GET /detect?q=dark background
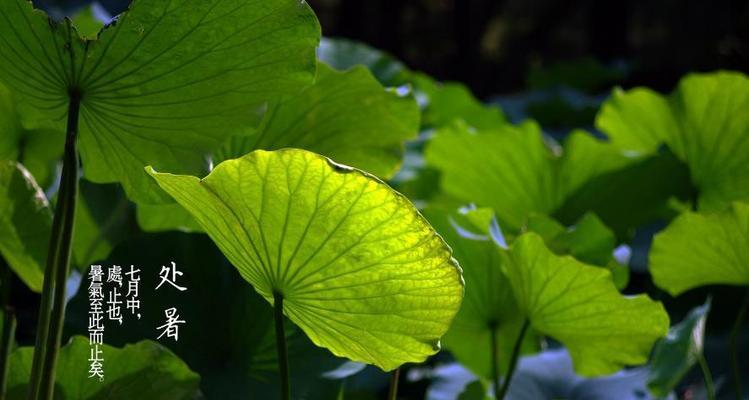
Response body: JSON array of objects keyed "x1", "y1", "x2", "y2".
[{"x1": 40, "y1": 0, "x2": 749, "y2": 97}]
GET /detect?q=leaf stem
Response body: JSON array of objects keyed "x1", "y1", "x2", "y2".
[
  {"x1": 730, "y1": 289, "x2": 749, "y2": 400},
  {"x1": 387, "y1": 367, "x2": 400, "y2": 400},
  {"x1": 273, "y1": 291, "x2": 290, "y2": 400},
  {"x1": 1, "y1": 260, "x2": 16, "y2": 399},
  {"x1": 496, "y1": 319, "x2": 529, "y2": 400},
  {"x1": 696, "y1": 352, "x2": 715, "y2": 400},
  {"x1": 27, "y1": 90, "x2": 81, "y2": 400},
  {"x1": 489, "y1": 322, "x2": 499, "y2": 397}
]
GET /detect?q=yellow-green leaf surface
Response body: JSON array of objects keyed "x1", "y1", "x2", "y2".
[
  {"x1": 7, "y1": 336, "x2": 199, "y2": 399},
  {"x1": 425, "y1": 208, "x2": 537, "y2": 380},
  {"x1": 147, "y1": 149, "x2": 464, "y2": 370},
  {"x1": 597, "y1": 71, "x2": 749, "y2": 210},
  {"x1": 216, "y1": 62, "x2": 420, "y2": 179},
  {"x1": 500, "y1": 233, "x2": 669, "y2": 376},
  {"x1": 650, "y1": 202, "x2": 749, "y2": 296},
  {"x1": 0, "y1": 0, "x2": 320, "y2": 203},
  {"x1": 0, "y1": 160, "x2": 49, "y2": 292}
]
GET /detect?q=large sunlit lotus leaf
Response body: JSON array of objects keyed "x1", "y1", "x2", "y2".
[
  {"x1": 425, "y1": 208, "x2": 538, "y2": 380},
  {"x1": 499, "y1": 233, "x2": 669, "y2": 376},
  {"x1": 65, "y1": 232, "x2": 357, "y2": 399},
  {"x1": 0, "y1": 0, "x2": 320, "y2": 203},
  {"x1": 147, "y1": 149, "x2": 464, "y2": 371},
  {"x1": 425, "y1": 123, "x2": 691, "y2": 237},
  {"x1": 7, "y1": 336, "x2": 199, "y2": 399},
  {"x1": 214, "y1": 62, "x2": 420, "y2": 179},
  {"x1": 647, "y1": 300, "x2": 710, "y2": 397},
  {"x1": 0, "y1": 160, "x2": 49, "y2": 292},
  {"x1": 649, "y1": 202, "x2": 749, "y2": 295},
  {"x1": 596, "y1": 71, "x2": 749, "y2": 210}
]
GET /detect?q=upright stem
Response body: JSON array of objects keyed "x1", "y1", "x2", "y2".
[
  {"x1": 489, "y1": 322, "x2": 499, "y2": 397},
  {"x1": 273, "y1": 291, "x2": 290, "y2": 400},
  {"x1": 387, "y1": 368, "x2": 400, "y2": 400},
  {"x1": 496, "y1": 319, "x2": 529, "y2": 400},
  {"x1": 27, "y1": 91, "x2": 81, "y2": 400},
  {"x1": 730, "y1": 289, "x2": 749, "y2": 400},
  {"x1": 696, "y1": 352, "x2": 715, "y2": 400},
  {"x1": 0, "y1": 260, "x2": 16, "y2": 399},
  {"x1": 0, "y1": 308, "x2": 15, "y2": 399}
]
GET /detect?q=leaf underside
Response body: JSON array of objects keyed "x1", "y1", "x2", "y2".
[
  {"x1": 147, "y1": 149, "x2": 464, "y2": 371},
  {"x1": 0, "y1": 0, "x2": 320, "y2": 203}
]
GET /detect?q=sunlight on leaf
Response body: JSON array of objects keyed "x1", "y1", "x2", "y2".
[
  {"x1": 0, "y1": 0, "x2": 321, "y2": 203},
  {"x1": 500, "y1": 233, "x2": 669, "y2": 376},
  {"x1": 214, "y1": 62, "x2": 420, "y2": 179},
  {"x1": 147, "y1": 149, "x2": 464, "y2": 370},
  {"x1": 597, "y1": 71, "x2": 749, "y2": 210},
  {"x1": 650, "y1": 202, "x2": 749, "y2": 295}
]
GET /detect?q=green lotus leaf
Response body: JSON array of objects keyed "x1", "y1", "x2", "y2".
[
  {"x1": 0, "y1": 160, "x2": 49, "y2": 292},
  {"x1": 425, "y1": 122, "x2": 691, "y2": 236},
  {"x1": 317, "y1": 37, "x2": 410, "y2": 86},
  {"x1": 499, "y1": 233, "x2": 669, "y2": 376},
  {"x1": 596, "y1": 71, "x2": 749, "y2": 210},
  {"x1": 425, "y1": 208, "x2": 538, "y2": 381},
  {"x1": 0, "y1": 0, "x2": 320, "y2": 203},
  {"x1": 214, "y1": 62, "x2": 420, "y2": 179},
  {"x1": 650, "y1": 202, "x2": 749, "y2": 295},
  {"x1": 136, "y1": 202, "x2": 202, "y2": 233},
  {"x1": 0, "y1": 82, "x2": 22, "y2": 160},
  {"x1": 7, "y1": 336, "x2": 199, "y2": 399},
  {"x1": 146, "y1": 148, "x2": 464, "y2": 371},
  {"x1": 412, "y1": 73, "x2": 506, "y2": 130},
  {"x1": 647, "y1": 299, "x2": 711, "y2": 397}
]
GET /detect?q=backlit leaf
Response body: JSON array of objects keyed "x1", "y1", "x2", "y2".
[
  {"x1": 596, "y1": 71, "x2": 749, "y2": 210},
  {"x1": 0, "y1": 0, "x2": 320, "y2": 203},
  {"x1": 147, "y1": 149, "x2": 464, "y2": 370},
  {"x1": 500, "y1": 233, "x2": 669, "y2": 376},
  {"x1": 649, "y1": 202, "x2": 749, "y2": 295}
]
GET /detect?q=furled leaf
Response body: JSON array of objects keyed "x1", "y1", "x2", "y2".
[
  {"x1": 648, "y1": 300, "x2": 711, "y2": 397},
  {"x1": 215, "y1": 62, "x2": 420, "y2": 179},
  {"x1": 7, "y1": 336, "x2": 199, "y2": 399},
  {"x1": 596, "y1": 71, "x2": 749, "y2": 210},
  {"x1": 65, "y1": 232, "x2": 357, "y2": 399},
  {"x1": 425, "y1": 122, "x2": 691, "y2": 237},
  {"x1": 499, "y1": 233, "x2": 668, "y2": 376},
  {"x1": 147, "y1": 149, "x2": 464, "y2": 370},
  {"x1": 0, "y1": 160, "x2": 49, "y2": 292},
  {"x1": 0, "y1": 0, "x2": 320, "y2": 203},
  {"x1": 424, "y1": 208, "x2": 538, "y2": 380},
  {"x1": 649, "y1": 202, "x2": 749, "y2": 295}
]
